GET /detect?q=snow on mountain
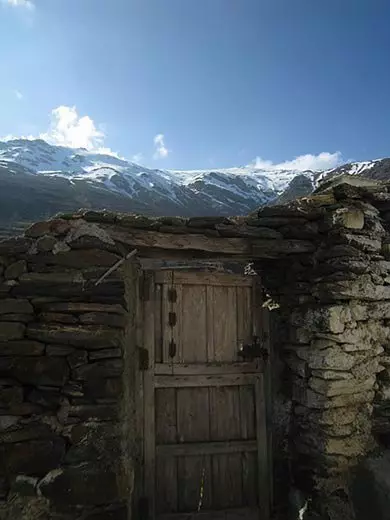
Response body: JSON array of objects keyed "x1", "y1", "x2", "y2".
[{"x1": 0, "y1": 138, "x2": 317, "y2": 213}]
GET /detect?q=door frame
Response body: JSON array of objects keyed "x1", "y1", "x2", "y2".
[{"x1": 135, "y1": 269, "x2": 273, "y2": 520}]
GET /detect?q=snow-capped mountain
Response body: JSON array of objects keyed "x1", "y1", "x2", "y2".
[
  {"x1": 0, "y1": 138, "x2": 389, "y2": 238},
  {"x1": 0, "y1": 138, "x2": 313, "y2": 213}
]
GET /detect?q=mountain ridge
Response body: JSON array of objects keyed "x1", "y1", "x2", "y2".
[{"x1": 0, "y1": 138, "x2": 389, "y2": 238}]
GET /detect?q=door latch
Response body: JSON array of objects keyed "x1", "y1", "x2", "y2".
[{"x1": 237, "y1": 335, "x2": 269, "y2": 361}]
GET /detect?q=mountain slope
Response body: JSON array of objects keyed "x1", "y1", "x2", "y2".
[{"x1": 0, "y1": 138, "x2": 389, "y2": 237}]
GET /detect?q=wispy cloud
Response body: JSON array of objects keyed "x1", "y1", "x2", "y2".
[
  {"x1": 153, "y1": 133, "x2": 169, "y2": 159},
  {"x1": 14, "y1": 90, "x2": 23, "y2": 100},
  {"x1": 132, "y1": 153, "x2": 144, "y2": 164},
  {"x1": 1, "y1": 0, "x2": 35, "y2": 9},
  {"x1": 250, "y1": 152, "x2": 343, "y2": 172}
]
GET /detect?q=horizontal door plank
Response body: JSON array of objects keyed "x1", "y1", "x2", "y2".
[
  {"x1": 157, "y1": 507, "x2": 260, "y2": 520},
  {"x1": 155, "y1": 362, "x2": 263, "y2": 376},
  {"x1": 154, "y1": 271, "x2": 253, "y2": 286},
  {"x1": 155, "y1": 374, "x2": 261, "y2": 388},
  {"x1": 157, "y1": 440, "x2": 257, "y2": 457}
]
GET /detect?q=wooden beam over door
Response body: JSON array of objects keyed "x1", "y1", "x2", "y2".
[{"x1": 105, "y1": 226, "x2": 315, "y2": 258}]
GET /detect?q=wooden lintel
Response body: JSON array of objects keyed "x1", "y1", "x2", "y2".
[{"x1": 106, "y1": 226, "x2": 314, "y2": 258}]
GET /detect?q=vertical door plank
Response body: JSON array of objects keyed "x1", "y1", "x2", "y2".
[
  {"x1": 236, "y1": 286, "x2": 252, "y2": 346},
  {"x1": 177, "y1": 387, "x2": 212, "y2": 512},
  {"x1": 255, "y1": 376, "x2": 270, "y2": 520},
  {"x1": 212, "y1": 286, "x2": 238, "y2": 362},
  {"x1": 206, "y1": 285, "x2": 215, "y2": 362},
  {"x1": 180, "y1": 284, "x2": 207, "y2": 363},
  {"x1": 162, "y1": 271, "x2": 173, "y2": 364},
  {"x1": 155, "y1": 283, "x2": 163, "y2": 363},
  {"x1": 240, "y1": 385, "x2": 257, "y2": 507},
  {"x1": 143, "y1": 272, "x2": 156, "y2": 516},
  {"x1": 210, "y1": 386, "x2": 242, "y2": 509},
  {"x1": 156, "y1": 388, "x2": 178, "y2": 514}
]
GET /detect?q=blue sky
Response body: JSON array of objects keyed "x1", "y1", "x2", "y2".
[{"x1": 1, "y1": 0, "x2": 390, "y2": 170}]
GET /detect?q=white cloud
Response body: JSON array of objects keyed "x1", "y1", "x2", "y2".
[
  {"x1": 1, "y1": 0, "x2": 35, "y2": 9},
  {"x1": 153, "y1": 133, "x2": 169, "y2": 159},
  {"x1": 14, "y1": 90, "x2": 23, "y2": 100},
  {"x1": 40, "y1": 105, "x2": 105, "y2": 150},
  {"x1": 251, "y1": 152, "x2": 343, "y2": 172}
]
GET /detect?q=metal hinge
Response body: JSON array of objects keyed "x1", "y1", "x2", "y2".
[
  {"x1": 169, "y1": 339, "x2": 177, "y2": 358},
  {"x1": 168, "y1": 312, "x2": 177, "y2": 327},
  {"x1": 168, "y1": 288, "x2": 177, "y2": 302},
  {"x1": 138, "y1": 347, "x2": 149, "y2": 370}
]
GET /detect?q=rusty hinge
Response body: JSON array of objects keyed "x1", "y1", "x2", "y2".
[
  {"x1": 138, "y1": 347, "x2": 149, "y2": 370},
  {"x1": 168, "y1": 288, "x2": 177, "y2": 303},
  {"x1": 168, "y1": 312, "x2": 177, "y2": 327},
  {"x1": 169, "y1": 339, "x2": 177, "y2": 358}
]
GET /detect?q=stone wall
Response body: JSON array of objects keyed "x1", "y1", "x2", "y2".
[
  {"x1": 255, "y1": 183, "x2": 390, "y2": 518},
  {"x1": 1, "y1": 182, "x2": 390, "y2": 519},
  {"x1": 0, "y1": 219, "x2": 134, "y2": 519}
]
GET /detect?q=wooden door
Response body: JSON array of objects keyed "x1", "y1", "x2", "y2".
[{"x1": 140, "y1": 271, "x2": 270, "y2": 520}]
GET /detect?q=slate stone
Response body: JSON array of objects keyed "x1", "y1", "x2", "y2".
[
  {"x1": 4, "y1": 260, "x2": 27, "y2": 280},
  {"x1": 0, "y1": 340, "x2": 45, "y2": 356},
  {"x1": 0, "y1": 438, "x2": 65, "y2": 476},
  {"x1": 67, "y1": 404, "x2": 118, "y2": 422},
  {"x1": 38, "y1": 465, "x2": 124, "y2": 506},
  {"x1": 89, "y1": 348, "x2": 122, "y2": 360},
  {"x1": 27, "y1": 323, "x2": 122, "y2": 349},
  {"x1": 0, "y1": 423, "x2": 54, "y2": 443},
  {"x1": 0, "y1": 299, "x2": 32, "y2": 315},
  {"x1": 79, "y1": 312, "x2": 125, "y2": 328},
  {"x1": 25, "y1": 221, "x2": 52, "y2": 238},
  {"x1": 0, "y1": 313, "x2": 34, "y2": 323},
  {"x1": 72, "y1": 360, "x2": 123, "y2": 381},
  {"x1": 0, "y1": 322, "x2": 25, "y2": 340},
  {"x1": 67, "y1": 350, "x2": 88, "y2": 369},
  {"x1": 38, "y1": 312, "x2": 79, "y2": 324},
  {"x1": 37, "y1": 302, "x2": 125, "y2": 314},
  {"x1": 0, "y1": 237, "x2": 32, "y2": 255},
  {"x1": 84, "y1": 378, "x2": 122, "y2": 400},
  {"x1": 36, "y1": 235, "x2": 57, "y2": 252},
  {"x1": 0, "y1": 356, "x2": 69, "y2": 386},
  {"x1": 27, "y1": 388, "x2": 62, "y2": 408},
  {"x1": 0, "y1": 386, "x2": 23, "y2": 406},
  {"x1": 46, "y1": 344, "x2": 76, "y2": 356}
]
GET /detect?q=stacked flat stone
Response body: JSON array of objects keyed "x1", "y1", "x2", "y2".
[
  {"x1": 254, "y1": 183, "x2": 390, "y2": 517},
  {"x1": 0, "y1": 218, "x2": 130, "y2": 519}
]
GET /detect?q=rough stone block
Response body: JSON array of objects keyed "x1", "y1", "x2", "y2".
[
  {"x1": 67, "y1": 404, "x2": 118, "y2": 422},
  {"x1": 0, "y1": 386, "x2": 23, "y2": 406},
  {"x1": 291, "y1": 305, "x2": 352, "y2": 334},
  {"x1": 38, "y1": 312, "x2": 79, "y2": 324},
  {"x1": 309, "y1": 376, "x2": 376, "y2": 397},
  {"x1": 4, "y1": 260, "x2": 27, "y2": 280},
  {"x1": 0, "y1": 340, "x2": 45, "y2": 356},
  {"x1": 38, "y1": 301, "x2": 125, "y2": 314},
  {"x1": 38, "y1": 465, "x2": 126, "y2": 506},
  {"x1": 73, "y1": 360, "x2": 123, "y2": 381},
  {"x1": 339, "y1": 209, "x2": 365, "y2": 230},
  {"x1": 0, "y1": 298, "x2": 33, "y2": 315},
  {"x1": 0, "y1": 356, "x2": 69, "y2": 386},
  {"x1": 0, "y1": 438, "x2": 65, "y2": 476},
  {"x1": 79, "y1": 312, "x2": 125, "y2": 328},
  {"x1": 0, "y1": 322, "x2": 25, "y2": 340},
  {"x1": 27, "y1": 323, "x2": 122, "y2": 349},
  {"x1": 89, "y1": 348, "x2": 122, "y2": 360},
  {"x1": 84, "y1": 378, "x2": 122, "y2": 400},
  {"x1": 46, "y1": 344, "x2": 75, "y2": 356},
  {"x1": 67, "y1": 350, "x2": 88, "y2": 369}
]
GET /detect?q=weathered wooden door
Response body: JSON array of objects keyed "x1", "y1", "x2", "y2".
[{"x1": 140, "y1": 270, "x2": 270, "y2": 520}]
